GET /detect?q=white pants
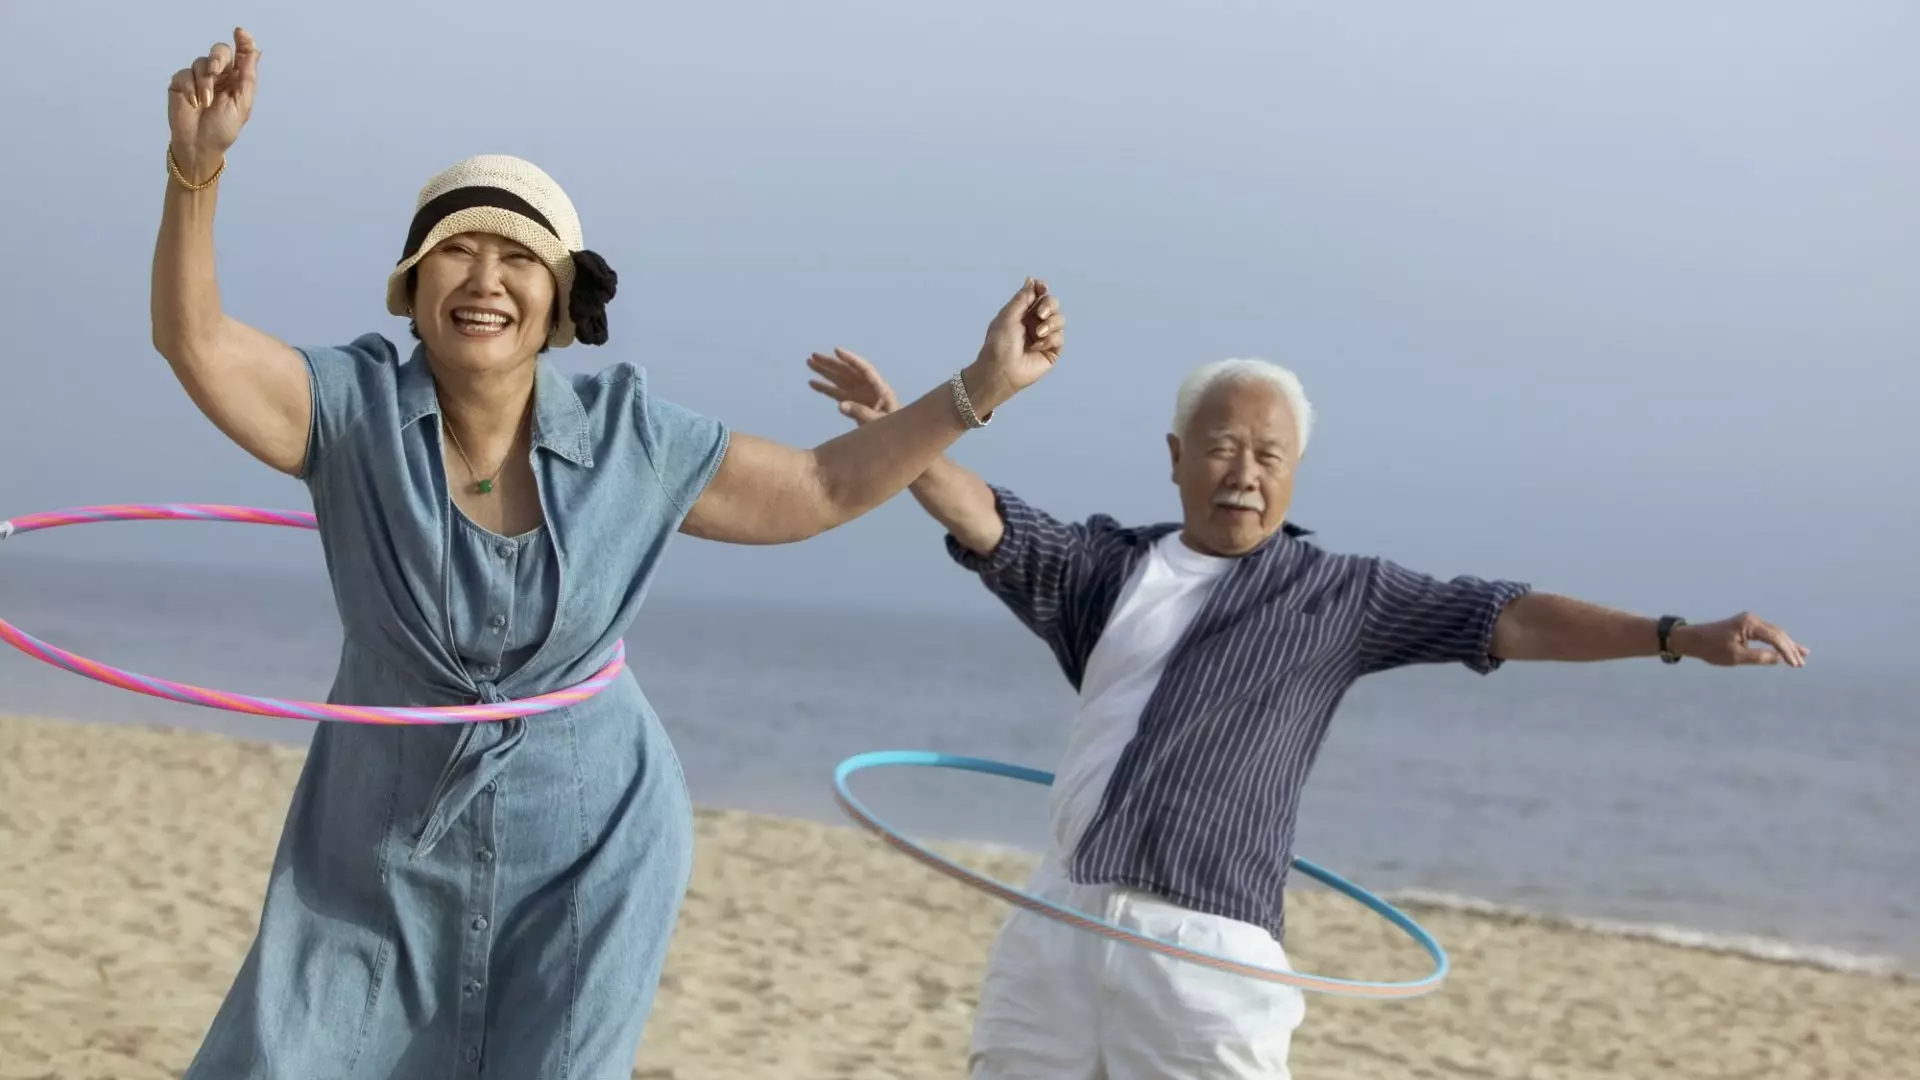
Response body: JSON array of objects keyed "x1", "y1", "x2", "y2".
[{"x1": 969, "y1": 858, "x2": 1307, "y2": 1080}]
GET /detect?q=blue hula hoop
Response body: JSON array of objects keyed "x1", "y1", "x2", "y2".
[{"x1": 832, "y1": 750, "x2": 1449, "y2": 999}]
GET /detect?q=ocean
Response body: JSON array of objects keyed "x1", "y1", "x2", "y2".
[{"x1": 2, "y1": 554, "x2": 1914, "y2": 977}]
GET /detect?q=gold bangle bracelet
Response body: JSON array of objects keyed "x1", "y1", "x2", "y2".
[{"x1": 167, "y1": 146, "x2": 226, "y2": 191}]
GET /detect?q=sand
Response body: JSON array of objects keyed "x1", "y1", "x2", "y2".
[{"x1": 1, "y1": 713, "x2": 1913, "y2": 1079}]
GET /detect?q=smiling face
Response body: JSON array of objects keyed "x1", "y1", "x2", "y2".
[
  {"x1": 1168, "y1": 377, "x2": 1302, "y2": 557},
  {"x1": 409, "y1": 232, "x2": 557, "y2": 373}
]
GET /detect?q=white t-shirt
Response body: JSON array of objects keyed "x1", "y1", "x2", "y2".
[{"x1": 1048, "y1": 530, "x2": 1236, "y2": 857}]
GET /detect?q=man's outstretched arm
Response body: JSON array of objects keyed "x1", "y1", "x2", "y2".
[
  {"x1": 1490, "y1": 592, "x2": 1808, "y2": 667},
  {"x1": 805, "y1": 347, "x2": 1013, "y2": 554},
  {"x1": 803, "y1": 348, "x2": 1119, "y2": 665},
  {"x1": 898, "y1": 453, "x2": 1004, "y2": 558},
  {"x1": 1357, "y1": 555, "x2": 1809, "y2": 675}
]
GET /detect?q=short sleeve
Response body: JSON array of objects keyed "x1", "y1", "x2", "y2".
[
  {"x1": 295, "y1": 332, "x2": 399, "y2": 481},
  {"x1": 938, "y1": 485, "x2": 1125, "y2": 688},
  {"x1": 1356, "y1": 558, "x2": 1531, "y2": 676},
  {"x1": 944, "y1": 485, "x2": 1046, "y2": 574},
  {"x1": 634, "y1": 374, "x2": 731, "y2": 518}
]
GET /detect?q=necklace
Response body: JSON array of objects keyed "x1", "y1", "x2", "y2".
[{"x1": 441, "y1": 418, "x2": 507, "y2": 495}]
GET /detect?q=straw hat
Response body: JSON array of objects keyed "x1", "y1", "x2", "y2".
[{"x1": 385, "y1": 154, "x2": 617, "y2": 348}]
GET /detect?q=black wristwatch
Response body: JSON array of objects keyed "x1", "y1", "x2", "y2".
[{"x1": 1657, "y1": 615, "x2": 1687, "y2": 664}]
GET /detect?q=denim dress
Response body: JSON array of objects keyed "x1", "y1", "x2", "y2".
[{"x1": 183, "y1": 332, "x2": 730, "y2": 1079}]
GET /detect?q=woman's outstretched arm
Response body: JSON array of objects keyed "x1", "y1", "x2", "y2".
[
  {"x1": 151, "y1": 28, "x2": 312, "y2": 477},
  {"x1": 680, "y1": 279, "x2": 1066, "y2": 545}
]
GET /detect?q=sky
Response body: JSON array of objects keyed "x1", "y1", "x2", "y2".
[{"x1": 0, "y1": 0, "x2": 1914, "y2": 668}]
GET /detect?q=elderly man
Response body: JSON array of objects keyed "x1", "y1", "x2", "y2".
[{"x1": 806, "y1": 348, "x2": 1806, "y2": 1079}]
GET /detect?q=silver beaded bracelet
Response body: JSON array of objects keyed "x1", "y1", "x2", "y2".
[{"x1": 950, "y1": 371, "x2": 992, "y2": 429}]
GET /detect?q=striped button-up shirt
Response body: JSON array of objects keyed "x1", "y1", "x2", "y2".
[{"x1": 947, "y1": 485, "x2": 1531, "y2": 938}]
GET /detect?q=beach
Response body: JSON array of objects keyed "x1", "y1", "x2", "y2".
[{"x1": 2, "y1": 712, "x2": 1914, "y2": 1079}]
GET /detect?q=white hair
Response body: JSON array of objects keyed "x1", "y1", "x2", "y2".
[{"x1": 1171, "y1": 358, "x2": 1314, "y2": 453}]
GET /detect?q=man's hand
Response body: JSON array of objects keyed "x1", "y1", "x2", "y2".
[
  {"x1": 807, "y1": 348, "x2": 901, "y2": 426},
  {"x1": 1672, "y1": 612, "x2": 1809, "y2": 667}
]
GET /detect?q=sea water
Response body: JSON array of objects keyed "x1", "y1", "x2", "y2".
[{"x1": 2, "y1": 555, "x2": 1913, "y2": 976}]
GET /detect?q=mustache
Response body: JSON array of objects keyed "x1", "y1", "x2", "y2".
[{"x1": 1213, "y1": 490, "x2": 1265, "y2": 511}]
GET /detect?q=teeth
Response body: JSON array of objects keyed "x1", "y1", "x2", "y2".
[{"x1": 454, "y1": 310, "x2": 509, "y2": 325}]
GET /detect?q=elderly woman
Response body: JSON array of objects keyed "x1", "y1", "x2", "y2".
[{"x1": 154, "y1": 29, "x2": 1065, "y2": 1078}]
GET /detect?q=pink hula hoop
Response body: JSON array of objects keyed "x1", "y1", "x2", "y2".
[{"x1": 0, "y1": 503, "x2": 623, "y2": 725}]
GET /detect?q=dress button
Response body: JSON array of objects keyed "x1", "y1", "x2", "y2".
[
  {"x1": 483, "y1": 780, "x2": 498, "y2": 793},
  {"x1": 489, "y1": 614, "x2": 506, "y2": 629},
  {"x1": 479, "y1": 663, "x2": 497, "y2": 676},
  {"x1": 472, "y1": 915, "x2": 489, "y2": 931},
  {"x1": 464, "y1": 978, "x2": 483, "y2": 995},
  {"x1": 477, "y1": 847, "x2": 494, "y2": 863},
  {"x1": 496, "y1": 543, "x2": 513, "y2": 558},
  {"x1": 465, "y1": 1046, "x2": 480, "y2": 1063}
]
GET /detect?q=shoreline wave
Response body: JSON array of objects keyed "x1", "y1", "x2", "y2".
[
  {"x1": 929, "y1": 835, "x2": 1913, "y2": 981},
  {"x1": 1378, "y1": 888, "x2": 1912, "y2": 980}
]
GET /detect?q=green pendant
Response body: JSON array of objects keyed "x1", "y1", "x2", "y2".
[{"x1": 476, "y1": 478, "x2": 494, "y2": 494}]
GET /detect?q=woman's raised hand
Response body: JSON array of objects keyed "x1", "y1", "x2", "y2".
[
  {"x1": 167, "y1": 27, "x2": 261, "y2": 183},
  {"x1": 959, "y1": 278, "x2": 1065, "y2": 416}
]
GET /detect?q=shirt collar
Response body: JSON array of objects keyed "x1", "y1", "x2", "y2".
[
  {"x1": 1146, "y1": 519, "x2": 1313, "y2": 546},
  {"x1": 395, "y1": 344, "x2": 595, "y2": 468}
]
